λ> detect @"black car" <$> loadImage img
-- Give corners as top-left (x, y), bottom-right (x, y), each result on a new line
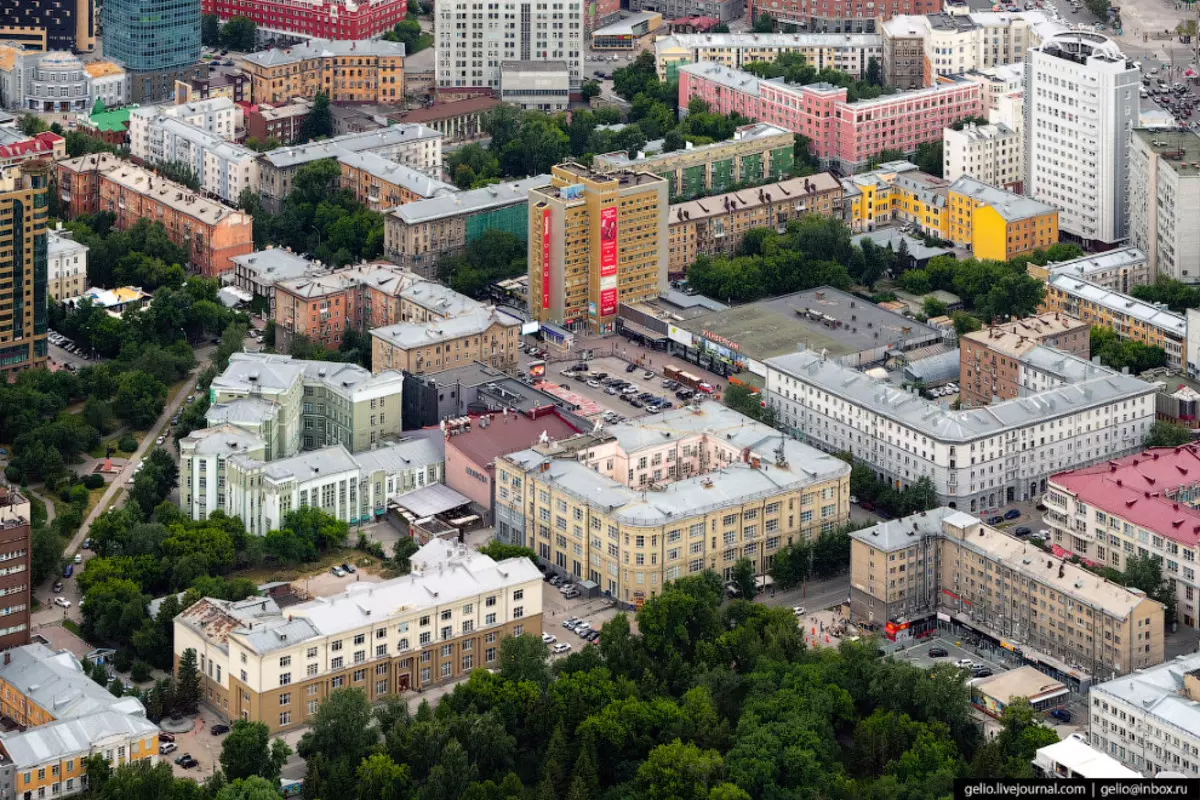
top-left (630, 399), bottom-right (644, 408)
top-left (211, 724), bottom-right (230, 736)
top-left (928, 646), bottom-right (948, 658)
top-left (676, 389), bottom-right (693, 400)
top-left (1004, 509), bottom-right (1021, 520)
top-left (181, 757), bottom-right (200, 769)
top-left (625, 363), bottom-right (638, 373)
top-left (1014, 526), bottom-right (1032, 537)
top-left (987, 515), bottom-right (1004, 525)
top-left (971, 667), bottom-right (994, 678)
top-left (174, 753), bottom-right (193, 765)
top-left (1050, 709), bottom-right (1072, 723)
top-left (619, 394), bottom-right (631, 403)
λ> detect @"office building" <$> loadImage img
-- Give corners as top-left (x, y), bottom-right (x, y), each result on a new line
top-left (655, 32), bottom-right (883, 81)
top-left (958, 313), bottom-right (1091, 407)
top-left (528, 163), bottom-right (668, 335)
top-left (0, 162), bottom-right (49, 376)
top-left (434, 0), bottom-right (585, 94)
top-left (174, 539), bottom-right (541, 732)
top-left (679, 62), bottom-right (983, 173)
top-left (239, 39), bottom-right (407, 105)
top-left (258, 125), bottom-right (442, 213)
top-left (747, 0), bottom-right (939, 32)
top-left (1128, 129), bottom-right (1200, 285)
top-left (495, 403), bottom-right (852, 601)
top-left (104, 0), bottom-right (200, 102)
top-left (337, 150), bottom-right (456, 212)
top-left (56, 154), bottom-right (254, 278)
top-left (207, 352), bottom-right (406, 459)
top-left (1046, 444), bottom-right (1200, 629)
top-left (371, 307), bottom-right (522, 375)
top-left (0, 644), bottom-right (159, 799)
top-left (202, 436), bottom-right (444, 535)
top-left (628, 0), bottom-right (741, 23)
top-left (47, 227), bottom-right (87, 302)
top-left (1042, 274), bottom-right (1187, 371)
top-left (923, 11), bottom-right (1054, 80)
top-left (203, 0), bottom-right (408, 40)
top-left (1029, 247), bottom-right (1151, 295)
top-left (499, 61), bottom-right (571, 112)
top-left (129, 97), bottom-right (240, 149)
top-left (943, 122), bottom-right (1023, 192)
top-left (766, 347), bottom-right (1158, 511)
top-left (1024, 33), bottom-right (1138, 248)
top-left (946, 175), bottom-right (1059, 261)
top-left (0, 49), bottom-right (124, 114)
top-left (0, 0), bottom-right (94, 53)
top-left (592, 123), bottom-right (795, 200)
top-left (0, 487), bottom-right (31, 651)
top-left (849, 508), bottom-right (1165, 684)
top-left (84, 61), bottom-right (128, 108)
top-left (667, 173), bottom-right (843, 276)
top-left (1089, 652), bottom-right (1200, 776)
top-left (178, 425), bottom-right (268, 522)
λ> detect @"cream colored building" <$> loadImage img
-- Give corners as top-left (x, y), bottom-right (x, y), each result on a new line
top-left (654, 32), bottom-right (883, 80)
top-left (370, 307), bottom-right (521, 375)
top-left (174, 539), bottom-right (542, 733)
top-left (849, 508), bottom-right (1165, 684)
top-left (47, 228), bottom-right (87, 301)
top-left (942, 122), bottom-right (1023, 192)
top-left (494, 403), bottom-right (851, 604)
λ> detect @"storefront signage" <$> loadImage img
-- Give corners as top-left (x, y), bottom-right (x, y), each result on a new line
top-left (599, 205), bottom-right (617, 316)
top-left (702, 330), bottom-right (740, 352)
top-left (541, 208), bottom-right (551, 310)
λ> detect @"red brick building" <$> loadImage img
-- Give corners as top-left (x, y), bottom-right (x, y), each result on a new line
top-left (0, 487), bottom-right (33, 652)
top-left (203, 0), bottom-right (409, 40)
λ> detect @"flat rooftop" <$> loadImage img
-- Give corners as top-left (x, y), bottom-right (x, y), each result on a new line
top-left (391, 174), bottom-right (551, 225)
top-left (681, 286), bottom-right (940, 361)
top-left (657, 31), bottom-right (882, 49)
top-left (975, 666), bottom-right (1068, 704)
top-left (961, 312), bottom-right (1088, 358)
top-left (592, 11), bottom-right (662, 35)
top-left (1134, 128), bottom-right (1200, 177)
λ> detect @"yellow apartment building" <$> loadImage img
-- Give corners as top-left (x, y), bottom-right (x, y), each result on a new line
top-left (947, 176), bottom-right (1059, 261)
top-left (239, 38), bottom-right (407, 105)
top-left (840, 160), bottom-right (921, 231)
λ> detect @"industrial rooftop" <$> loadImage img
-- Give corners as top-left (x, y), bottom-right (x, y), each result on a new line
top-left (1133, 128), bottom-right (1200, 176)
top-left (391, 175), bottom-right (552, 225)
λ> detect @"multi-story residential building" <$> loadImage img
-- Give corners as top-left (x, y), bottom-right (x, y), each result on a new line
top-left (667, 173), bottom-right (843, 276)
top-left (257, 125), bottom-right (442, 213)
top-left (203, 0), bottom-right (408, 40)
top-left (1128, 128), bottom-right (1200, 285)
top-left (175, 539), bottom-right (540, 731)
top-left (499, 61), bottom-right (571, 112)
top-left (528, 163), bottom-right (668, 335)
top-left (627, 0), bottom-right (741, 24)
top-left (0, 129), bottom-right (64, 169)
top-left (747, 0), bottom-right (940, 32)
top-left (130, 100), bottom-right (257, 205)
top-left (0, 0), bottom-right (95, 53)
top-left (840, 159), bottom-right (921, 231)
top-left (239, 39), bottom-right (406, 106)
top-left (946, 175), bottom-right (1059, 261)
top-left (592, 123), bottom-right (796, 200)
top-left (56, 155), bottom-right (253, 278)
top-left (943, 122), bottom-right (1023, 192)
top-left (230, 249), bottom-right (326, 316)
top-left (1042, 273), bottom-right (1187, 371)
top-left (177, 69), bottom-right (249, 104)
top-left (0, 644), bottom-right (160, 799)
top-left (1089, 652), bottom-right (1200, 775)
top-left (1046, 446), bottom-right (1200, 630)
top-left (654, 32), bottom-right (883, 81)
top-left (0, 161), bottom-right (49, 376)
top-left (924, 11), bottom-right (1053, 81)
top-left (47, 227), bottom-right (87, 302)
top-left (385, 175), bottom-right (551, 277)
top-left (679, 62), bottom-right (983, 173)
top-left (434, 0), bottom-right (584, 94)
top-left (337, 150), bottom-right (456, 212)
top-left (371, 307), bottom-right (522, 375)
top-left (881, 15), bottom-right (927, 89)
top-left (495, 403), bottom-right (852, 600)
top-left (961, 62), bottom-right (1025, 111)
top-left (207, 352), bottom-right (406, 459)
top-left (246, 100), bottom-right (312, 145)
top-left (766, 347), bottom-right (1158, 512)
top-left (104, 0), bottom-right (200, 102)
top-left (849, 508), bottom-right (1165, 685)
top-left (1027, 247), bottom-right (1151, 295)
top-left (958, 312), bottom-right (1091, 407)
top-left (1025, 32), bottom-right (1138, 249)
top-left (0, 486), bottom-right (32, 650)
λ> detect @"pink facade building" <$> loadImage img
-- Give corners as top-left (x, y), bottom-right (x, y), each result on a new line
top-left (679, 62), bottom-right (983, 173)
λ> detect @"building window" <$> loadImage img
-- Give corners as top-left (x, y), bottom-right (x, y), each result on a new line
top-left (279, 693), bottom-right (291, 706)
top-left (279, 673), bottom-right (291, 686)
top-left (280, 712), bottom-right (291, 726)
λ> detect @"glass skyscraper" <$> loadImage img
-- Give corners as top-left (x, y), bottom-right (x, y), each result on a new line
top-left (105, 0), bottom-right (200, 72)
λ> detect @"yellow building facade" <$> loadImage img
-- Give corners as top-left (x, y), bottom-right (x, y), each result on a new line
top-left (947, 176), bottom-right (1059, 261)
top-left (240, 39), bottom-right (406, 105)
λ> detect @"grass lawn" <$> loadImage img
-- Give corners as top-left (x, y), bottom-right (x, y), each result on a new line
top-left (63, 619), bottom-right (82, 637)
top-left (83, 485), bottom-right (109, 520)
top-left (88, 430), bottom-right (146, 459)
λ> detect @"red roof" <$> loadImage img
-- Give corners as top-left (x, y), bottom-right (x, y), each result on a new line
top-left (444, 409), bottom-right (581, 470)
top-left (1051, 444), bottom-right (1200, 547)
top-left (0, 131), bottom-right (62, 162)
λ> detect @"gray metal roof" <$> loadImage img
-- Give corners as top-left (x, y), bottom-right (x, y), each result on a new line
top-left (1092, 653), bottom-right (1200, 734)
top-left (0, 644), bottom-right (147, 725)
top-left (390, 175), bottom-right (551, 225)
top-left (205, 397), bottom-right (281, 426)
top-left (592, 11), bottom-right (663, 35)
top-left (262, 444), bottom-right (362, 481)
top-left (262, 124), bottom-right (441, 169)
top-left (230, 249), bottom-right (318, 282)
top-left (1047, 274), bottom-right (1186, 337)
top-left (656, 31), bottom-right (882, 50)
top-left (1047, 247), bottom-right (1148, 280)
top-left (241, 38), bottom-right (407, 68)
top-left (393, 483), bottom-right (471, 517)
top-left (0, 710), bottom-right (159, 770)
top-left (181, 424), bottom-right (267, 457)
top-left (593, 122), bottom-right (791, 169)
top-left (767, 349), bottom-right (1158, 443)
top-left (851, 228), bottom-right (954, 261)
top-left (903, 350), bottom-right (960, 384)
top-left (338, 150), bottom-right (456, 198)
top-left (850, 507), bottom-right (960, 551)
top-left (370, 307), bottom-right (519, 349)
top-left (355, 436), bottom-right (446, 476)
top-left (947, 175), bottom-right (1058, 221)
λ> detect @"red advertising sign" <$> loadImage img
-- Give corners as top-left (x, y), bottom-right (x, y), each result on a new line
top-left (599, 205), bottom-right (617, 277)
top-left (600, 287), bottom-right (617, 317)
top-left (541, 208), bottom-right (551, 310)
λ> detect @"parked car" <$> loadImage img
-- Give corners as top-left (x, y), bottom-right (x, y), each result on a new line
top-left (211, 724), bottom-right (231, 735)
top-left (74, 553), bottom-right (82, 564)
top-left (562, 617), bottom-right (579, 628)
top-left (987, 515), bottom-right (1004, 525)
top-left (1014, 526), bottom-right (1032, 536)
top-left (928, 646), bottom-right (948, 658)
top-left (52, 580), bottom-right (63, 592)
top-left (63, 564), bottom-right (73, 578)
top-left (541, 633), bottom-right (557, 644)
top-left (585, 630), bottom-right (600, 642)
top-left (551, 643), bottom-right (571, 654)
top-left (563, 587), bottom-right (581, 599)
top-left (792, 606), bottom-right (806, 616)
top-left (331, 566), bottom-right (345, 578)
top-left (180, 756), bottom-right (199, 769)
top-left (643, 370), bottom-right (654, 379)
top-left (159, 732), bottom-right (176, 742)
top-left (1004, 508), bottom-right (1021, 520)
top-left (174, 753), bottom-right (193, 765)
top-left (341, 562), bottom-right (356, 574)
top-left (625, 363), bottom-right (637, 373)
top-left (971, 667), bottom-right (994, 678)
top-left (53, 597), bottom-right (71, 608)
top-left (160, 742), bottom-right (178, 755)
top-left (588, 379), bottom-right (601, 388)
top-left (1050, 708), bottom-right (1072, 723)
top-left (955, 658), bottom-right (974, 669)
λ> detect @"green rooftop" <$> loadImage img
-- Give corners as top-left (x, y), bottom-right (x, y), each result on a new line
top-left (81, 106), bottom-right (134, 134)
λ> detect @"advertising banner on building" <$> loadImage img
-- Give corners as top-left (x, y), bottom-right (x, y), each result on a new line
top-left (598, 205), bottom-right (617, 315)
top-left (541, 208), bottom-right (551, 310)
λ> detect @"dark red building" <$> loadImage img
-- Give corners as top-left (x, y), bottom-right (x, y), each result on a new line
top-left (0, 487), bottom-right (33, 652)
top-left (748, 0), bottom-right (941, 31)
top-left (203, 0), bottom-right (409, 40)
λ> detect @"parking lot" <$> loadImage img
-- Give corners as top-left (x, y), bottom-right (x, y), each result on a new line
top-left (899, 636), bottom-right (1011, 675)
top-left (541, 576), bottom-right (628, 659)
top-left (551, 354), bottom-right (713, 424)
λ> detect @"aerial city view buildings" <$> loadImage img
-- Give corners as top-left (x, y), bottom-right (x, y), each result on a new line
top-left (0, 0), bottom-right (1198, 793)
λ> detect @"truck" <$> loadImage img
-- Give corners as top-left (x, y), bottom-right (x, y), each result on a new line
top-left (665, 365), bottom-right (715, 393)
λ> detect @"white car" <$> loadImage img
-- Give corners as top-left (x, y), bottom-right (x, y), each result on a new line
top-left (587, 379), bottom-right (601, 388)
top-left (73, 554), bottom-right (82, 564)
top-left (955, 658), bottom-right (975, 669)
top-left (53, 597), bottom-right (71, 609)
top-left (541, 633), bottom-right (557, 644)
top-left (155, 436), bottom-right (165, 445)
top-left (551, 643), bottom-right (572, 654)
top-left (792, 606), bottom-right (806, 616)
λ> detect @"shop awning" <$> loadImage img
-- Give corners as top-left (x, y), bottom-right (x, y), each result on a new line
top-left (393, 483), bottom-right (472, 518)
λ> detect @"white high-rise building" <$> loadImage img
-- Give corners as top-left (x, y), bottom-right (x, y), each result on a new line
top-left (1128, 128), bottom-right (1200, 284)
top-left (435, 0), bottom-right (584, 93)
top-left (1024, 32), bottom-right (1139, 248)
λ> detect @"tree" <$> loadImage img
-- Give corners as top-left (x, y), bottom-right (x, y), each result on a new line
top-left (383, 18), bottom-right (430, 54)
top-left (636, 739), bottom-right (725, 800)
top-left (1146, 421), bottom-right (1194, 448)
top-left (1084, 0), bottom-right (1109, 19)
top-left (175, 648), bottom-right (201, 714)
top-left (478, 541), bottom-right (537, 561)
top-left (214, 776), bottom-right (282, 800)
top-left (1121, 552), bottom-right (1176, 623)
top-left (202, 14), bottom-right (221, 46)
top-left (220, 16), bottom-right (258, 51)
top-left (866, 56), bottom-right (883, 87)
top-left (296, 689), bottom-right (378, 767)
top-left (752, 12), bottom-right (776, 31)
top-left (952, 311), bottom-right (981, 336)
top-left (300, 93), bottom-right (334, 143)
top-left (114, 371), bottom-right (167, 429)
top-left (498, 633), bottom-right (549, 686)
top-left (357, 753), bottom-right (413, 800)
top-left (393, 536), bottom-right (419, 573)
top-left (923, 297), bottom-right (948, 319)
top-left (730, 558), bottom-right (757, 600)
top-left (220, 720), bottom-right (293, 784)
top-left (914, 140), bottom-right (944, 177)
top-left (581, 80), bottom-right (601, 101)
